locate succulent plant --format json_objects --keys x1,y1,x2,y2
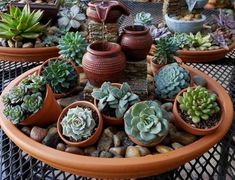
[
  {"x1": 187, "y1": 32, "x2": 212, "y2": 50},
  {"x1": 213, "y1": 9, "x2": 235, "y2": 30},
  {"x1": 171, "y1": 33, "x2": 190, "y2": 48},
  {"x1": 42, "y1": 59, "x2": 78, "y2": 94},
  {"x1": 2, "y1": 73, "x2": 46, "y2": 124},
  {"x1": 58, "y1": 5, "x2": 86, "y2": 31},
  {"x1": 153, "y1": 37, "x2": 179, "y2": 64},
  {"x1": 58, "y1": 31, "x2": 87, "y2": 66},
  {"x1": 124, "y1": 101, "x2": 169, "y2": 145},
  {"x1": 177, "y1": 86, "x2": 220, "y2": 123},
  {"x1": 60, "y1": 106, "x2": 96, "y2": 141},
  {"x1": 150, "y1": 26, "x2": 171, "y2": 41},
  {"x1": 134, "y1": 12, "x2": 153, "y2": 26},
  {"x1": 154, "y1": 63, "x2": 190, "y2": 99},
  {"x1": 91, "y1": 82, "x2": 140, "y2": 118},
  {"x1": 210, "y1": 28, "x2": 231, "y2": 50},
  {"x1": 0, "y1": 4, "x2": 49, "y2": 42}
]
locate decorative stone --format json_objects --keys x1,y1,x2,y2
[
  {"x1": 42, "y1": 127, "x2": 60, "y2": 148},
  {"x1": 193, "y1": 75, "x2": 207, "y2": 87},
  {"x1": 97, "y1": 133, "x2": 113, "y2": 151},
  {"x1": 161, "y1": 102, "x2": 173, "y2": 112},
  {"x1": 155, "y1": 145, "x2": 173, "y2": 153},
  {"x1": 15, "y1": 41, "x2": 23, "y2": 48},
  {"x1": 122, "y1": 136, "x2": 134, "y2": 148},
  {"x1": 21, "y1": 126, "x2": 31, "y2": 136},
  {"x1": 57, "y1": 93, "x2": 84, "y2": 108},
  {"x1": 65, "y1": 146, "x2": 84, "y2": 155},
  {"x1": 147, "y1": 74, "x2": 154, "y2": 84},
  {"x1": 113, "y1": 134, "x2": 121, "y2": 147},
  {"x1": 168, "y1": 112, "x2": 175, "y2": 122},
  {"x1": 171, "y1": 142, "x2": 184, "y2": 150},
  {"x1": 125, "y1": 146, "x2": 141, "y2": 158},
  {"x1": 34, "y1": 41, "x2": 43, "y2": 48},
  {"x1": 22, "y1": 42, "x2": 33, "y2": 48},
  {"x1": 90, "y1": 150, "x2": 100, "y2": 157},
  {"x1": 83, "y1": 81, "x2": 96, "y2": 102},
  {"x1": 56, "y1": 143, "x2": 66, "y2": 151},
  {"x1": 46, "y1": 26, "x2": 59, "y2": 35},
  {"x1": 135, "y1": 145, "x2": 151, "y2": 156},
  {"x1": 99, "y1": 151, "x2": 114, "y2": 158},
  {"x1": 147, "y1": 62, "x2": 153, "y2": 75},
  {"x1": 109, "y1": 147, "x2": 126, "y2": 156},
  {"x1": 7, "y1": 40, "x2": 14, "y2": 48},
  {"x1": 104, "y1": 127, "x2": 117, "y2": 138},
  {"x1": 84, "y1": 146, "x2": 97, "y2": 155},
  {"x1": 30, "y1": 127, "x2": 48, "y2": 142}
]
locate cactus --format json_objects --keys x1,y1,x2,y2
[
  {"x1": 124, "y1": 101, "x2": 169, "y2": 145},
  {"x1": 154, "y1": 63, "x2": 190, "y2": 99},
  {"x1": 91, "y1": 82, "x2": 140, "y2": 118},
  {"x1": 134, "y1": 12, "x2": 153, "y2": 26},
  {"x1": 60, "y1": 106, "x2": 96, "y2": 141},
  {"x1": 177, "y1": 86, "x2": 220, "y2": 123},
  {"x1": 58, "y1": 31, "x2": 87, "y2": 65}
]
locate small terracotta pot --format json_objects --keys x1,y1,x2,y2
[
  {"x1": 173, "y1": 88, "x2": 223, "y2": 136},
  {"x1": 94, "y1": 83, "x2": 124, "y2": 126},
  {"x1": 38, "y1": 57, "x2": 80, "y2": 99},
  {"x1": 128, "y1": 134, "x2": 166, "y2": 147},
  {"x1": 120, "y1": 25, "x2": 153, "y2": 61},
  {"x1": 82, "y1": 42, "x2": 126, "y2": 87},
  {"x1": 57, "y1": 101, "x2": 103, "y2": 147}
]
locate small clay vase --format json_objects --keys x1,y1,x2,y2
[
  {"x1": 120, "y1": 25, "x2": 153, "y2": 61},
  {"x1": 82, "y1": 41, "x2": 126, "y2": 87},
  {"x1": 86, "y1": 0, "x2": 129, "y2": 23}
]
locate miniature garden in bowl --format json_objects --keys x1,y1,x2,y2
[{"x1": 0, "y1": 0, "x2": 234, "y2": 179}]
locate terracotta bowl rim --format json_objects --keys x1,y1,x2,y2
[{"x1": 123, "y1": 25, "x2": 149, "y2": 35}]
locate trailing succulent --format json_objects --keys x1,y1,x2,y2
[
  {"x1": 154, "y1": 63, "x2": 190, "y2": 99},
  {"x1": 134, "y1": 12, "x2": 153, "y2": 26},
  {"x1": 61, "y1": 106, "x2": 96, "y2": 141},
  {"x1": 2, "y1": 73, "x2": 46, "y2": 124},
  {"x1": 177, "y1": 86, "x2": 220, "y2": 123},
  {"x1": 124, "y1": 101, "x2": 169, "y2": 145},
  {"x1": 42, "y1": 59, "x2": 78, "y2": 94},
  {"x1": 91, "y1": 82, "x2": 140, "y2": 118},
  {"x1": 0, "y1": 4, "x2": 49, "y2": 42},
  {"x1": 58, "y1": 31, "x2": 87, "y2": 66}
]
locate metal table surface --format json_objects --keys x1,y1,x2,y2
[{"x1": 0, "y1": 2, "x2": 235, "y2": 180}]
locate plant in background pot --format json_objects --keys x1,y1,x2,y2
[
  {"x1": 91, "y1": 82, "x2": 140, "y2": 125},
  {"x1": 186, "y1": 32, "x2": 212, "y2": 51},
  {"x1": 134, "y1": 12, "x2": 153, "y2": 27},
  {"x1": 154, "y1": 63, "x2": 191, "y2": 101},
  {"x1": 39, "y1": 57, "x2": 79, "y2": 99},
  {"x1": 173, "y1": 86, "x2": 222, "y2": 135},
  {"x1": 124, "y1": 101, "x2": 169, "y2": 147},
  {"x1": 57, "y1": 101, "x2": 103, "y2": 147},
  {"x1": 2, "y1": 73, "x2": 61, "y2": 126}
]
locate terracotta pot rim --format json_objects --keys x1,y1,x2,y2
[
  {"x1": 88, "y1": 0, "x2": 119, "y2": 7},
  {"x1": 124, "y1": 25, "x2": 149, "y2": 35},
  {"x1": 128, "y1": 134, "x2": 166, "y2": 147},
  {"x1": 87, "y1": 41, "x2": 121, "y2": 56},
  {"x1": 57, "y1": 101, "x2": 103, "y2": 147}
]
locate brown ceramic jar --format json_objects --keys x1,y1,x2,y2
[
  {"x1": 120, "y1": 25, "x2": 153, "y2": 61},
  {"x1": 82, "y1": 42, "x2": 126, "y2": 87}
]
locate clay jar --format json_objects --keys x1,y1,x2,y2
[
  {"x1": 82, "y1": 42, "x2": 126, "y2": 87},
  {"x1": 120, "y1": 25, "x2": 153, "y2": 61}
]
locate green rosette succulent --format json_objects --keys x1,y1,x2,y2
[
  {"x1": 58, "y1": 31, "x2": 87, "y2": 66},
  {"x1": 134, "y1": 12, "x2": 153, "y2": 26},
  {"x1": 3, "y1": 105, "x2": 25, "y2": 125},
  {"x1": 124, "y1": 101, "x2": 169, "y2": 145},
  {"x1": 91, "y1": 82, "x2": 140, "y2": 118},
  {"x1": 21, "y1": 93, "x2": 43, "y2": 113},
  {"x1": 61, "y1": 106, "x2": 96, "y2": 141},
  {"x1": 177, "y1": 86, "x2": 220, "y2": 123},
  {"x1": 187, "y1": 32, "x2": 212, "y2": 50},
  {"x1": 154, "y1": 63, "x2": 190, "y2": 99}
]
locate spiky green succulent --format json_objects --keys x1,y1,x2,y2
[
  {"x1": 61, "y1": 106, "x2": 96, "y2": 141},
  {"x1": 124, "y1": 101, "x2": 169, "y2": 145},
  {"x1": 134, "y1": 12, "x2": 153, "y2": 26},
  {"x1": 177, "y1": 86, "x2": 220, "y2": 123},
  {"x1": 154, "y1": 63, "x2": 190, "y2": 99},
  {"x1": 42, "y1": 59, "x2": 78, "y2": 94},
  {"x1": 91, "y1": 82, "x2": 140, "y2": 118},
  {"x1": 2, "y1": 73, "x2": 46, "y2": 124},
  {"x1": 58, "y1": 31, "x2": 87, "y2": 66},
  {"x1": 187, "y1": 32, "x2": 212, "y2": 50},
  {"x1": 0, "y1": 4, "x2": 48, "y2": 42}
]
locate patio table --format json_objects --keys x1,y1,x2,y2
[{"x1": 0, "y1": 1, "x2": 234, "y2": 179}]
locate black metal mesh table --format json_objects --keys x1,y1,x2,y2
[{"x1": 0, "y1": 2, "x2": 235, "y2": 180}]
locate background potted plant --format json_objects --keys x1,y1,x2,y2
[
  {"x1": 124, "y1": 101, "x2": 169, "y2": 147},
  {"x1": 38, "y1": 57, "x2": 79, "y2": 99},
  {"x1": 2, "y1": 73, "x2": 62, "y2": 126},
  {"x1": 91, "y1": 82, "x2": 140, "y2": 125},
  {"x1": 57, "y1": 101, "x2": 103, "y2": 147},
  {"x1": 173, "y1": 86, "x2": 222, "y2": 135}
]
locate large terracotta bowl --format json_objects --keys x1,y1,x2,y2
[
  {"x1": 0, "y1": 65, "x2": 233, "y2": 179},
  {"x1": 0, "y1": 46, "x2": 59, "y2": 62}
]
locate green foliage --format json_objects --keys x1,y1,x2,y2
[
  {"x1": 177, "y1": 86, "x2": 220, "y2": 123},
  {"x1": 0, "y1": 4, "x2": 48, "y2": 42},
  {"x1": 2, "y1": 73, "x2": 46, "y2": 124},
  {"x1": 60, "y1": 106, "x2": 96, "y2": 141},
  {"x1": 154, "y1": 63, "x2": 190, "y2": 99},
  {"x1": 42, "y1": 59, "x2": 78, "y2": 94},
  {"x1": 171, "y1": 33, "x2": 190, "y2": 48},
  {"x1": 187, "y1": 32, "x2": 212, "y2": 50},
  {"x1": 58, "y1": 31, "x2": 87, "y2": 66},
  {"x1": 134, "y1": 12, "x2": 153, "y2": 26},
  {"x1": 91, "y1": 82, "x2": 140, "y2": 118},
  {"x1": 124, "y1": 101, "x2": 169, "y2": 145}
]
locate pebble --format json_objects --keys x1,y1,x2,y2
[
  {"x1": 168, "y1": 112, "x2": 175, "y2": 122},
  {"x1": 193, "y1": 75, "x2": 207, "y2": 87},
  {"x1": 30, "y1": 127, "x2": 48, "y2": 142},
  {"x1": 21, "y1": 126, "x2": 31, "y2": 136},
  {"x1": 155, "y1": 145, "x2": 173, "y2": 153},
  {"x1": 135, "y1": 145, "x2": 151, "y2": 156},
  {"x1": 104, "y1": 127, "x2": 117, "y2": 138},
  {"x1": 113, "y1": 134, "x2": 121, "y2": 147},
  {"x1": 122, "y1": 136, "x2": 134, "y2": 148},
  {"x1": 22, "y1": 42, "x2": 33, "y2": 48},
  {"x1": 99, "y1": 151, "x2": 114, "y2": 158},
  {"x1": 171, "y1": 142, "x2": 184, "y2": 150},
  {"x1": 84, "y1": 146, "x2": 97, "y2": 155},
  {"x1": 15, "y1": 41, "x2": 22, "y2": 48},
  {"x1": 109, "y1": 147, "x2": 126, "y2": 156},
  {"x1": 42, "y1": 127, "x2": 60, "y2": 148},
  {"x1": 125, "y1": 146, "x2": 141, "y2": 158},
  {"x1": 161, "y1": 102, "x2": 173, "y2": 112},
  {"x1": 57, "y1": 93, "x2": 84, "y2": 108},
  {"x1": 147, "y1": 63, "x2": 153, "y2": 75},
  {"x1": 97, "y1": 133, "x2": 113, "y2": 151},
  {"x1": 7, "y1": 40, "x2": 14, "y2": 48},
  {"x1": 65, "y1": 146, "x2": 84, "y2": 155},
  {"x1": 46, "y1": 26, "x2": 59, "y2": 35},
  {"x1": 34, "y1": 41, "x2": 43, "y2": 48},
  {"x1": 56, "y1": 143, "x2": 66, "y2": 151},
  {"x1": 90, "y1": 150, "x2": 100, "y2": 157},
  {"x1": 147, "y1": 74, "x2": 154, "y2": 84}
]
